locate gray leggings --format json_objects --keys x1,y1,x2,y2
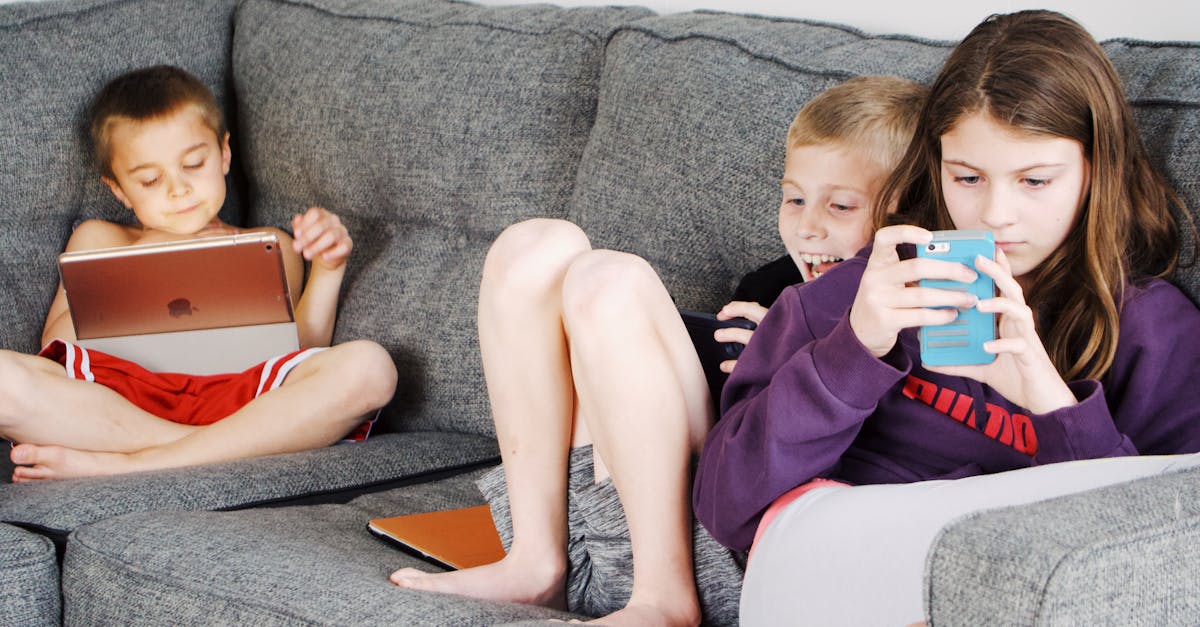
[
  {"x1": 741, "y1": 453, "x2": 1200, "y2": 626},
  {"x1": 477, "y1": 445, "x2": 743, "y2": 624}
]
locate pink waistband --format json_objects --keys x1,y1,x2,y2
[{"x1": 749, "y1": 478, "x2": 848, "y2": 560}]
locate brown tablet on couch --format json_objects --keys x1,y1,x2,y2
[{"x1": 368, "y1": 505, "x2": 506, "y2": 571}]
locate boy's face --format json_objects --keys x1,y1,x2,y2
[
  {"x1": 779, "y1": 143, "x2": 884, "y2": 281},
  {"x1": 102, "y1": 107, "x2": 231, "y2": 236}
]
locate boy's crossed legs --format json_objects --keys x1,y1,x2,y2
[
  {"x1": 390, "y1": 219, "x2": 716, "y2": 627},
  {"x1": 1, "y1": 340, "x2": 396, "y2": 481}
]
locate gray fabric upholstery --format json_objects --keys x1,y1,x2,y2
[
  {"x1": 0, "y1": 523, "x2": 59, "y2": 627},
  {"x1": 572, "y1": 14, "x2": 949, "y2": 312},
  {"x1": 0, "y1": 0, "x2": 244, "y2": 355},
  {"x1": 0, "y1": 0, "x2": 1196, "y2": 623},
  {"x1": 0, "y1": 431, "x2": 497, "y2": 532},
  {"x1": 233, "y1": 0, "x2": 651, "y2": 436},
  {"x1": 64, "y1": 471, "x2": 584, "y2": 625},
  {"x1": 926, "y1": 465, "x2": 1200, "y2": 626},
  {"x1": 1106, "y1": 40, "x2": 1200, "y2": 304}
]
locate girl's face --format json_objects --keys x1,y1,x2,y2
[{"x1": 939, "y1": 112, "x2": 1090, "y2": 284}]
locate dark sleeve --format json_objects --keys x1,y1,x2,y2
[{"x1": 731, "y1": 255, "x2": 803, "y2": 308}]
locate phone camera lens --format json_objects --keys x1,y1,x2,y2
[{"x1": 927, "y1": 243, "x2": 936, "y2": 252}]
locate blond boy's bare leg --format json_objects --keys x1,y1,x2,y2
[
  {"x1": 10, "y1": 340, "x2": 396, "y2": 481},
  {"x1": 390, "y1": 219, "x2": 590, "y2": 608},
  {"x1": 560, "y1": 250, "x2": 710, "y2": 627},
  {"x1": 0, "y1": 349, "x2": 197, "y2": 456}
]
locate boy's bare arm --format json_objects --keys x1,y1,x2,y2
[
  {"x1": 41, "y1": 220, "x2": 139, "y2": 347},
  {"x1": 285, "y1": 207, "x2": 352, "y2": 348}
]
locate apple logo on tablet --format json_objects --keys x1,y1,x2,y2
[{"x1": 168, "y1": 298, "x2": 195, "y2": 318}]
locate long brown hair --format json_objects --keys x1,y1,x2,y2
[{"x1": 877, "y1": 10, "x2": 1185, "y2": 381}]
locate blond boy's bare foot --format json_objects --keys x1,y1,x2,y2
[
  {"x1": 390, "y1": 553, "x2": 567, "y2": 610},
  {"x1": 10, "y1": 443, "x2": 139, "y2": 481}
]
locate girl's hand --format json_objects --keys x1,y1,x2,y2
[
  {"x1": 927, "y1": 249, "x2": 1077, "y2": 414},
  {"x1": 292, "y1": 206, "x2": 352, "y2": 271},
  {"x1": 849, "y1": 225, "x2": 979, "y2": 358},
  {"x1": 714, "y1": 300, "x2": 768, "y2": 373}
]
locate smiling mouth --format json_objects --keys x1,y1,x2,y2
[{"x1": 798, "y1": 253, "x2": 844, "y2": 279}]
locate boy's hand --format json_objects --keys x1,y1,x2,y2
[
  {"x1": 292, "y1": 206, "x2": 352, "y2": 271},
  {"x1": 715, "y1": 300, "x2": 768, "y2": 373}
]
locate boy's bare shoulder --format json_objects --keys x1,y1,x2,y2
[{"x1": 65, "y1": 219, "x2": 140, "y2": 252}]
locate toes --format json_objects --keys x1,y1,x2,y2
[
  {"x1": 12, "y1": 464, "x2": 52, "y2": 482},
  {"x1": 10, "y1": 443, "x2": 37, "y2": 465},
  {"x1": 389, "y1": 568, "x2": 424, "y2": 586}
]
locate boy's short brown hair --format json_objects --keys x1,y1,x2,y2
[
  {"x1": 90, "y1": 65, "x2": 226, "y2": 179},
  {"x1": 787, "y1": 75, "x2": 926, "y2": 174}
]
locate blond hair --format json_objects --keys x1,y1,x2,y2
[{"x1": 787, "y1": 75, "x2": 927, "y2": 175}]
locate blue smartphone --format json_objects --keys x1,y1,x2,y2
[{"x1": 916, "y1": 230, "x2": 996, "y2": 366}]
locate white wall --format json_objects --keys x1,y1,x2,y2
[
  {"x1": 477, "y1": 0, "x2": 1200, "y2": 42},
  {"x1": 2, "y1": 0, "x2": 1195, "y2": 41}
]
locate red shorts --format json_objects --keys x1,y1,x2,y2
[{"x1": 38, "y1": 339, "x2": 375, "y2": 440}]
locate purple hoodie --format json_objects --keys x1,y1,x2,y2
[{"x1": 693, "y1": 249, "x2": 1200, "y2": 551}]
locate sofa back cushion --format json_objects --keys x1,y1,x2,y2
[
  {"x1": 1108, "y1": 41, "x2": 1200, "y2": 302},
  {"x1": 571, "y1": 14, "x2": 948, "y2": 312},
  {"x1": 0, "y1": 0, "x2": 243, "y2": 353},
  {"x1": 234, "y1": 0, "x2": 649, "y2": 435},
  {"x1": 572, "y1": 14, "x2": 1200, "y2": 311}
]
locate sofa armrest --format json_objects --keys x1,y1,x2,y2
[{"x1": 925, "y1": 464, "x2": 1200, "y2": 626}]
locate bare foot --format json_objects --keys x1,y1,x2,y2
[
  {"x1": 588, "y1": 600, "x2": 700, "y2": 626},
  {"x1": 11, "y1": 443, "x2": 139, "y2": 481},
  {"x1": 390, "y1": 552, "x2": 567, "y2": 609}
]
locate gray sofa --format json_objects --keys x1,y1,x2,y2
[{"x1": 1, "y1": 0, "x2": 1197, "y2": 624}]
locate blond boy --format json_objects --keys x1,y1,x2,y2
[
  {"x1": 0, "y1": 65, "x2": 396, "y2": 481},
  {"x1": 390, "y1": 75, "x2": 925, "y2": 626}
]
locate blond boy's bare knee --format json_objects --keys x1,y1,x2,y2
[
  {"x1": 561, "y1": 250, "x2": 662, "y2": 328},
  {"x1": 482, "y1": 219, "x2": 591, "y2": 295}
]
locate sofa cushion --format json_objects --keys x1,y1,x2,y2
[
  {"x1": 64, "y1": 471, "x2": 582, "y2": 625},
  {"x1": 0, "y1": 0, "x2": 245, "y2": 354},
  {"x1": 572, "y1": 14, "x2": 1200, "y2": 311},
  {"x1": 0, "y1": 523, "x2": 59, "y2": 627},
  {"x1": 0, "y1": 431, "x2": 497, "y2": 538},
  {"x1": 1106, "y1": 40, "x2": 1200, "y2": 304},
  {"x1": 925, "y1": 464, "x2": 1200, "y2": 625},
  {"x1": 570, "y1": 14, "x2": 949, "y2": 312},
  {"x1": 232, "y1": 0, "x2": 651, "y2": 436}
]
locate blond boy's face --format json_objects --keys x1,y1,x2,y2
[
  {"x1": 102, "y1": 106, "x2": 231, "y2": 236},
  {"x1": 779, "y1": 144, "x2": 884, "y2": 281}
]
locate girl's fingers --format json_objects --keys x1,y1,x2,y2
[
  {"x1": 871, "y1": 224, "x2": 934, "y2": 256},
  {"x1": 975, "y1": 297, "x2": 1035, "y2": 328},
  {"x1": 974, "y1": 254, "x2": 1024, "y2": 305},
  {"x1": 885, "y1": 286, "x2": 978, "y2": 310},
  {"x1": 719, "y1": 359, "x2": 737, "y2": 374},
  {"x1": 983, "y1": 337, "x2": 1028, "y2": 355},
  {"x1": 892, "y1": 307, "x2": 962, "y2": 330}
]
